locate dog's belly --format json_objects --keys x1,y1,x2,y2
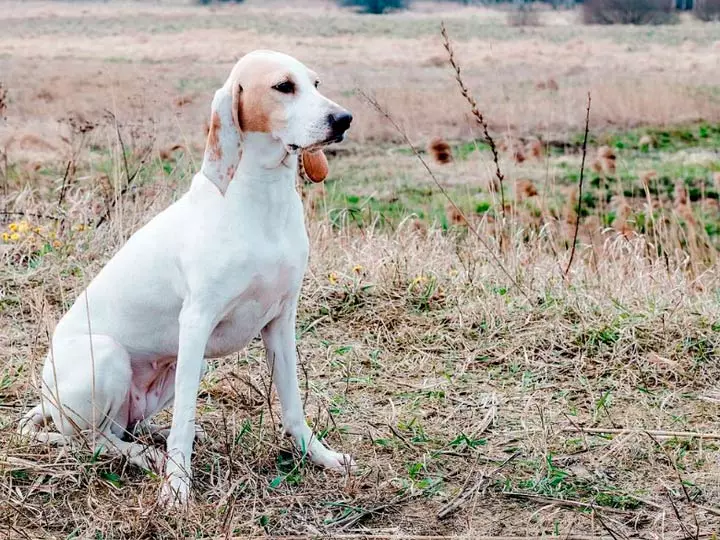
[{"x1": 126, "y1": 356, "x2": 177, "y2": 428}]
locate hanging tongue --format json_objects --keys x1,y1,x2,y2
[{"x1": 302, "y1": 149, "x2": 329, "y2": 183}]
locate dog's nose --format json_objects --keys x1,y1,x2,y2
[{"x1": 329, "y1": 111, "x2": 353, "y2": 135}]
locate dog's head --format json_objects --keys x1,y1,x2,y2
[{"x1": 202, "y1": 50, "x2": 352, "y2": 192}]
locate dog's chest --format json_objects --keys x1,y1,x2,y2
[{"x1": 204, "y1": 258, "x2": 303, "y2": 358}]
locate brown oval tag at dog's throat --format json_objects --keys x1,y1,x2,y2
[{"x1": 302, "y1": 149, "x2": 329, "y2": 183}]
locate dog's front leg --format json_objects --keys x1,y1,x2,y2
[
  {"x1": 262, "y1": 306, "x2": 354, "y2": 471},
  {"x1": 160, "y1": 306, "x2": 214, "y2": 507}
]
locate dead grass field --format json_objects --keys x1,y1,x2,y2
[{"x1": 1, "y1": 1, "x2": 720, "y2": 538}]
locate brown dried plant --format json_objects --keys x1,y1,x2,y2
[{"x1": 441, "y1": 22, "x2": 506, "y2": 219}]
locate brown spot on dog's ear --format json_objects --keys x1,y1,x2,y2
[
  {"x1": 302, "y1": 150, "x2": 329, "y2": 183},
  {"x1": 232, "y1": 82, "x2": 243, "y2": 132},
  {"x1": 207, "y1": 111, "x2": 222, "y2": 161}
]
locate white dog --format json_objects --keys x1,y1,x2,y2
[{"x1": 19, "y1": 50, "x2": 354, "y2": 506}]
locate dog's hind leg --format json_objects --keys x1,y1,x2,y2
[
  {"x1": 23, "y1": 334, "x2": 163, "y2": 470},
  {"x1": 40, "y1": 334, "x2": 132, "y2": 438}
]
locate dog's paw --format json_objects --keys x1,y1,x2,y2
[
  {"x1": 308, "y1": 444, "x2": 356, "y2": 472},
  {"x1": 159, "y1": 475, "x2": 191, "y2": 508}
]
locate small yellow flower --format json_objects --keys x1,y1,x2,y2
[
  {"x1": 411, "y1": 275, "x2": 427, "y2": 287},
  {"x1": 352, "y1": 265, "x2": 363, "y2": 274},
  {"x1": 33, "y1": 226, "x2": 42, "y2": 234},
  {"x1": 1, "y1": 232, "x2": 9, "y2": 242},
  {"x1": 8, "y1": 222, "x2": 19, "y2": 232},
  {"x1": 328, "y1": 272, "x2": 338, "y2": 285},
  {"x1": 9, "y1": 232, "x2": 20, "y2": 242},
  {"x1": 17, "y1": 221, "x2": 30, "y2": 233}
]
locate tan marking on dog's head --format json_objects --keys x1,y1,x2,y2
[{"x1": 228, "y1": 57, "x2": 294, "y2": 135}]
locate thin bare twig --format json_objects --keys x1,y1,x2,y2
[
  {"x1": 96, "y1": 110, "x2": 152, "y2": 227},
  {"x1": 564, "y1": 92, "x2": 591, "y2": 277},
  {"x1": 437, "y1": 452, "x2": 518, "y2": 519},
  {"x1": 0, "y1": 210, "x2": 62, "y2": 222},
  {"x1": 57, "y1": 160, "x2": 73, "y2": 208},
  {"x1": 646, "y1": 432, "x2": 700, "y2": 540},
  {"x1": 357, "y1": 89, "x2": 528, "y2": 301},
  {"x1": 503, "y1": 492, "x2": 639, "y2": 516},
  {"x1": 440, "y1": 22, "x2": 505, "y2": 218},
  {"x1": 563, "y1": 426, "x2": 720, "y2": 440}
]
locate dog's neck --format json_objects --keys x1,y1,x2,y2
[
  {"x1": 201, "y1": 130, "x2": 298, "y2": 198},
  {"x1": 226, "y1": 133, "x2": 299, "y2": 206}
]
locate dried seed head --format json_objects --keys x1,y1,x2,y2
[
  {"x1": 445, "y1": 202, "x2": 466, "y2": 226},
  {"x1": 428, "y1": 137, "x2": 453, "y2": 164},
  {"x1": 564, "y1": 188, "x2": 578, "y2": 225},
  {"x1": 66, "y1": 112, "x2": 96, "y2": 135},
  {"x1": 527, "y1": 139, "x2": 543, "y2": 159},
  {"x1": 602, "y1": 159, "x2": 616, "y2": 175},
  {"x1": 515, "y1": 178, "x2": 538, "y2": 199},
  {"x1": 598, "y1": 145, "x2": 616, "y2": 161},
  {"x1": 640, "y1": 170, "x2": 657, "y2": 188},
  {"x1": 674, "y1": 181, "x2": 688, "y2": 206}
]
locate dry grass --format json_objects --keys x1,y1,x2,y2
[{"x1": 1, "y1": 1, "x2": 720, "y2": 538}]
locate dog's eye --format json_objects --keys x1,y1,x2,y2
[
  {"x1": 273, "y1": 81, "x2": 295, "y2": 94},
  {"x1": 314, "y1": 80, "x2": 320, "y2": 89}
]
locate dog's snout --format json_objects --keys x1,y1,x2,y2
[{"x1": 328, "y1": 111, "x2": 353, "y2": 135}]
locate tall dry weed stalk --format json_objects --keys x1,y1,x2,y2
[
  {"x1": 440, "y1": 22, "x2": 506, "y2": 220},
  {"x1": 357, "y1": 89, "x2": 528, "y2": 300},
  {"x1": 0, "y1": 82, "x2": 7, "y2": 121},
  {"x1": 564, "y1": 93, "x2": 591, "y2": 278},
  {"x1": 95, "y1": 111, "x2": 154, "y2": 228},
  {"x1": 0, "y1": 82, "x2": 7, "y2": 197}
]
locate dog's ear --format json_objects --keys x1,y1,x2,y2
[
  {"x1": 302, "y1": 149, "x2": 328, "y2": 183},
  {"x1": 201, "y1": 81, "x2": 243, "y2": 195}
]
